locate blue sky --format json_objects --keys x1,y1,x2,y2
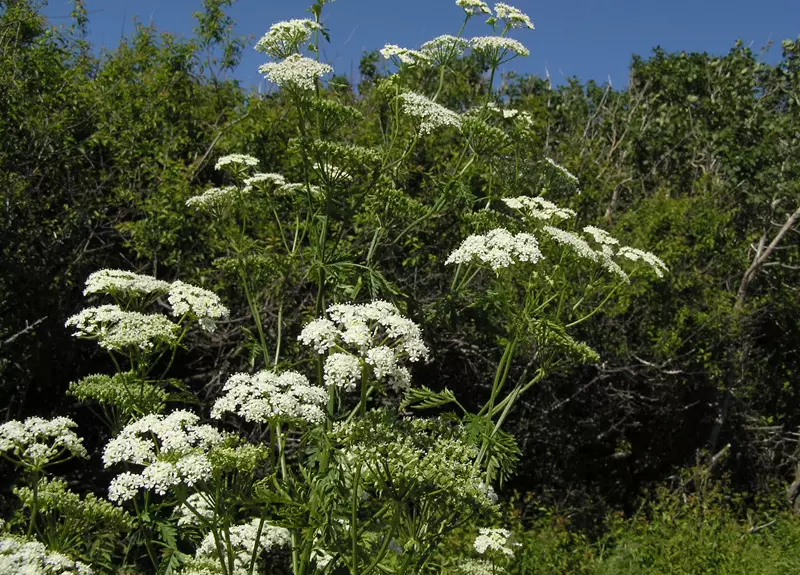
[{"x1": 44, "y1": 0, "x2": 800, "y2": 89}]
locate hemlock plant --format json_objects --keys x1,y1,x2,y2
[{"x1": 0, "y1": 2, "x2": 668, "y2": 574}]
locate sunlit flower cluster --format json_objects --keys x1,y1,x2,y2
[
  {"x1": 259, "y1": 54, "x2": 333, "y2": 91},
  {"x1": 617, "y1": 246, "x2": 669, "y2": 278},
  {"x1": 103, "y1": 411, "x2": 224, "y2": 503},
  {"x1": 458, "y1": 558, "x2": 495, "y2": 575},
  {"x1": 456, "y1": 0, "x2": 491, "y2": 16},
  {"x1": 543, "y1": 157, "x2": 579, "y2": 185},
  {"x1": 470, "y1": 36, "x2": 529, "y2": 58},
  {"x1": 185, "y1": 186, "x2": 241, "y2": 210},
  {"x1": 541, "y1": 226, "x2": 599, "y2": 262},
  {"x1": 0, "y1": 534, "x2": 94, "y2": 575},
  {"x1": 299, "y1": 301, "x2": 429, "y2": 391},
  {"x1": 195, "y1": 518, "x2": 290, "y2": 575},
  {"x1": 168, "y1": 281, "x2": 229, "y2": 331},
  {"x1": 255, "y1": 19, "x2": 322, "y2": 59},
  {"x1": 380, "y1": 44, "x2": 430, "y2": 66},
  {"x1": 0, "y1": 416, "x2": 87, "y2": 469},
  {"x1": 493, "y1": 3, "x2": 534, "y2": 30},
  {"x1": 420, "y1": 34, "x2": 469, "y2": 65},
  {"x1": 83, "y1": 269, "x2": 170, "y2": 298},
  {"x1": 445, "y1": 228, "x2": 543, "y2": 270},
  {"x1": 243, "y1": 172, "x2": 286, "y2": 192},
  {"x1": 211, "y1": 370, "x2": 328, "y2": 425},
  {"x1": 214, "y1": 154, "x2": 259, "y2": 171},
  {"x1": 399, "y1": 92, "x2": 462, "y2": 135},
  {"x1": 65, "y1": 304, "x2": 179, "y2": 351},
  {"x1": 474, "y1": 527, "x2": 515, "y2": 556},
  {"x1": 502, "y1": 196, "x2": 576, "y2": 221}
]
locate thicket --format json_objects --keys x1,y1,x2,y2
[{"x1": 2, "y1": 0, "x2": 800, "y2": 573}]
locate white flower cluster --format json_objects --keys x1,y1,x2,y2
[
  {"x1": 259, "y1": 54, "x2": 333, "y2": 91},
  {"x1": 313, "y1": 161, "x2": 352, "y2": 182},
  {"x1": 214, "y1": 154, "x2": 259, "y2": 171},
  {"x1": 185, "y1": 186, "x2": 240, "y2": 210},
  {"x1": 0, "y1": 416, "x2": 87, "y2": 468},
  {"x1": 473, "y1": 527, "x2": 514, "y2": 557},
  {"x1": 0, "y1": 534, "x2": 94, "y2": 575},
  {"x1": 543, "y1": 226, "x2": 629, "y2": 282},
  {"x1": 458, "y1": 558, "x2": 495, "y2": 575},
  {"x1": 420, "y1": 35, "x2": 469, "y2": 65},
  {"x1": 255, "y1": 19, "x2": 321, "y2": 58},
  {"x1": 103, "y1": 411, "x2": 224, "y2": 503},
  {"x1": 379, "y1": 44, "x2": 429, "y2": 66},
  {"x1": 470, "y1": 36, "x2": 529, "y2": 57},
  {"x1": 456, "y1": 0, "x2": 491, "y2": 15},
  {"x1": 195, "y1": 518, "x2": 290, "y2": 575},
  {"x1": 617, "y1": 246, "x2": 669, "y2": 278},
  {"x1": 211, "y1": 370, "x2": 328, "y2": 425},
  {"x1": 83, "y1": 269, "x2": 170, "y2": 298},
  {"x1": 445, "y1": 228, "x2": 543, "y2": 270},
  {"x1": 543, "y1": 157, "x2": 579, "y2": 185},
  {"x1": 174, "y1": 493, "x2": 214, "y2": 527},
  {"x1": 299, "y1": 301, "x2": 429, "y2": 391},
  {"x1": 583, "y1": 225, "x2": 619, "y2": 248},
  {"x1": 502, "y1": 196, "x2": 576, "y2": 221},
  {"x1": 65, "y1": 304, "x2": 179, "y2": 351},
  {"x1": 542, "y1": 226, "x2": 599, "y2": 262},
  {"x1": 486, "y1": 101, "x2": 519, "y2": 118},
  {"x1": 168, "y1": 281, "x2": 230, "y2": 332},
  {"x1": 243, "y1": 172, "x2": 286, "y2": 192},
  {"x1": 493, "y1": 3, "x2": 535, "y2": 30},
  {"x1": 399, "y1": 92, "x2": 462, "y2": 135}
]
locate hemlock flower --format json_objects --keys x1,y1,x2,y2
[
  {"x1": 502, "y1": 196, "x2": 576, "y2": 221},
  {"x1": 420, "y1": 34, "x2": 469, "y2": 65},
  {"x1": 65, "y1": 305, "x2": 179, "y2": 351},
  {"x1": 458, "y1": 559, "x2": 495, "y2": 575},
  {"x1": 493, "y1": 3, "x2": 534, "y2": 30},
  {"x1": 83, "y1": 269, "x2": 170, "y2": 298},
  {"x1": 259, "y1": 54, "x2": 333, "y2": 91},
  {"x1": 324, "y1": 353, "x2": 362, "y2": 390},
  {"x1": 470, "y1": 36, "x2": 530, "y2": 58},
  {"x1": 255, "y1": 19, "x2": 322, "y2": 58},
  {"x1": 583, "y1": 225, "x2": 619, "y2": 246},
  {"x1": 456, "y1": 0, "x2": 491, "y2": 16},
  {"x1": 103, "y1": 411, "x2": 224, "y2": 503},
  {"x1": 214, "y1": 154, "x2": 259, "y2": 171},
  {"x1": 185, "y1": 186, "x2": 241, "y2": 210},
  {"x1": 211, "y1": 370, "x2": 328, "y2": 425},
  {"x1": 399, "y1": 92, "x2": 462, "y2": 134},
  {"x1": 542, "y1": 226, "x2": 599, "y2": 262},
  {"x1": 168, "y1": 281, "x2": 229, "y2": 331},
  {"x1": 243, "y1": 172, "x2": 286, "y2": 192},
  {"x1": 380, "y1": 44, "x2": 430, "y2": 65},
  {"x1": 473, "y1": 527, "x2": 514, "y2": 556},
  {"x1": 0, "y1": 534, "x2": 94, "y2": 575},
  {"x1": 543, "y1": 157, "x2": 579, "y2": 185},
  {"x1": 445, "y1": 228, "x2": 543, "y2": 270},
  {"x1": 617, "y1": 246, "x2": 669, "y2": 278},
  {"x1": 174, "y1": 493, "x2": 214, "y2": 527},
  {"x1": 0, "y1": 416, "x2": 87, "y2": 468},
  {"x1": 195, "y1": 518, "x2": 290, "y2": 573}
]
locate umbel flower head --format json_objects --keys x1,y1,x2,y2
[
  {"x1": 0, "y1": 533, "x2": 94, "y2": 575},
  {"x1": 470, "y1": 36, "x2": 530, "y2": 58},
  {"x1": 255, "y1": 18, "x2": 322, "y2": 59},
  {"x1": 456, "y1": 0, "x2": 491, "y2": 16},
  {"x1": 66, "y1": 304, "x2": 179, "y2": 351},
  {"x1": 211, "y1": 370, "x2": 328, "y2": 425},
  {"x1": 398, "y1": 91, "x2": 462, "y2": 135},
  {"x1": 0, "y1": 416, "x2": 87, "y2": 469},
  {"x1": 103, "y1": 411, "x2": 225, "y2": 503},
  {"x1": 473, "y1": 527, "x2": 515, "y2": 556},
  {"x1": 420, "y1": 34, "x2": 469, "y2": 65},
  {"x1": 446, "y1": 228, "x2": 543, "y2": 270},
  {"x1": 493, "y1": 2, "x2": 535, "y2": 30},
  {"x1": 83, "y1": 269, "x2": 170, "y2": 298},
  {"x1": 193, "y1": 518, "x2": 290, "y2": 575},
  {"x1": 299, "y1": 301, "x2": 429, "y2": 390},
  {"x1": 259, "y1": 54, "x2": 333, "y2": 91},
  {"x1": 214, "y1": 153, "x2": 259, "y2": 171},
  {"x1": 168, "y1": 281, "x2": 230, "y2": 332},
  {"x1": 380, "y1": 44, "x2": 430, "y2": 66},
  {"x1": 502, "y1": 196, "x2": 576, "y2": 221}
]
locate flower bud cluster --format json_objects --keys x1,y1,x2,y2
[
  {"x1": 103, "y1": 411, "x2": 225, "y2": 503},
  {"x1": 211, "y1": 370, "x2": 328, "y2": 425},
  {"x1": 446, "y1": 228, "x2": 543, "y2": 270},
  {"x1": 299, "y1": 301, "x2": 429, "y2": 391},
  {"x1": 0, "y1": 416, "x2": 87, "y2": 468}
]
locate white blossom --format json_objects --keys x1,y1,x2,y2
[
  {"x1": 168, "y1": 281, "x2": 229, "y2": 331},
  {"x1": 185, "y1": 186, "x2": 240, "y2": 211},
  {"x1": 542, "y1": 226, "x2": 599, "y2": 262},
  {"x1": 243, "y1": 172, "x2": 286, "y2": 192},
  {"x1": 66, "y1": 304, "x2": 179, "y2": 351},
  {"x1": 211, "y1": 370, "x2": 328, "y2": 425},
  {"x1": 399, "y1": 92, "x2": 462, "y2": 135},
  {"x1": 380, "y1": 44, "x2": 430, "y2": 65},
  {"x1": 259, "y1": 54, "x2": 333, "y2": 91},
  {"x1": 446, "y1": 228, "x2": 543, "y2": 270},
  {"x1": 583, "y1": 225, "x2": 619, "y2": 246},
  {"x1": 543, "y1": 157, "x2": 579, "y2": 185},
  {"x1": 458, "y1": 559, "x2": 495, "y2": 575},
  {"x1": 83, "y1": 269, "x2": 170, "y2": 298},
  {"x1": 420, "y1": 35, "x2": 469, "y2": 65},
  {"x1": 617, "y1": 246, "x2": 669, "y2": 278},
  {"x1": 298, "y1": 318, "x2": 339, "y2": 354},
  {"x1": 214, "y1": 154, "x2": 259, "y2": 171},
  {"x1": 473, "y1": 527, "x2": 514, "y2": 557},
  {"x1": 487, "y1": 101, "x2": 519, "y2": 118},
  {"x1": 324, "y1": 353, "x2": 362, "y2": 390},
  {"x1": 493, "y1": 3, "x2": 534, "y2": 30},
  {"x1": 195, "y1": 519, "x2": 290, "y2": 574},
  {"x1": 255, "y1": 19, "x2": 322, "y2": 58},
  {"x1": 470, "y1": 36, "x2": 529, "y2": 57},
  {"x1": 0, "y1": 534, "x2": 94, "y2": 575},
  {"x1": 502, "y1": 196, "x2": 576, "y2": 221},
  {"x1": 456, "y1": 0, "x2": 491, "y2": 15},
  {"x1": 174, "y1": 493, "x2": 214, "y2": 527},
  {"x1": 0, "y1": 416, "x2": 87, "y2": 468}
]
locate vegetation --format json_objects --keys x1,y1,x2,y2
[{"x1": 1, "y1": 0, "x2": 800, "y2": 572}]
